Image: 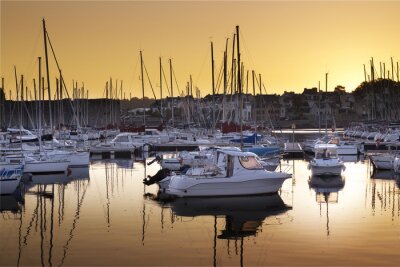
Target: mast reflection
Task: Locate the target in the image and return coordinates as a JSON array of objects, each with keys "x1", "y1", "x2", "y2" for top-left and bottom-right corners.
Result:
[
  {"x1": 308, "y1": 175, "x2": 345, "y2": 236},
  {"x1": 153, "y1": 193, "x2": 291, "y2": 266}
]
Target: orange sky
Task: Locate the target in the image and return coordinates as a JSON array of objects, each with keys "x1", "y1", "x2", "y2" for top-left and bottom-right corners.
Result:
[{"x1": 2, "y1": 1, "x2": 400, "y2": 99}]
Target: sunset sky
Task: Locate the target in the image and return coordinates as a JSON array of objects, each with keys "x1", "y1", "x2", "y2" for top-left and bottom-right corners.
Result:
[{"x1": 2, "y1": 1, "x2": 400, "y2": 99}]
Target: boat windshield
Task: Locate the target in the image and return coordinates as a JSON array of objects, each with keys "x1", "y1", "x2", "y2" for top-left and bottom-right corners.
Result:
[
  {"x1": 315, "y1": 148, "x2": 338, "y2": 159},
  {"x1": 239, "y1": 156, "x2": 263, "y2": 170}
]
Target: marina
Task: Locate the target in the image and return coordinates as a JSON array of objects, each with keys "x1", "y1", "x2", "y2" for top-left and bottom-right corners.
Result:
[
  {"x1": 2, "y1": 1, "x2": 400, "y2": 265},
  {"x1": 1, "y1": 152, "x2": 400, "y2": 265}
]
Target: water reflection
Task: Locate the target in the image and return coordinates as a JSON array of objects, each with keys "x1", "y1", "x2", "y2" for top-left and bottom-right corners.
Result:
[
  {"x1": 0, "y1": 189, "x2": 24, "y2": 214},
  {"x1": 149, "y1": 193, "x2": 291, "y2": 266},
  {"x1": 368, "y1": 169, "x2": 400, "y2": 218},
  {"x1": 0, "y1": 166, "x2": 91, "y2": 267},
  {"x1": 2, "y1": 158, "x2": 400, "y2": 266},
  {"x1": 308, "y1": 175, "x2": 345, "y2": 236}
]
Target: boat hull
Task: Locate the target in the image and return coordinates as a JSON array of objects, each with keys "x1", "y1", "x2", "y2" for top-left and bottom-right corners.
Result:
[
  {"x1": 49, "y1": 151, "x2": 90, "y2": 168},
  {"x1": 309, "y1": 164, "x2": 344, "y2": 176},
  {"x1": 25, "y1": 160, "x2": 69, "y2": 174},
  {"x1": 370, "y1": 155, "x2": 394, "y2": 170},
  {"x1": 166, "y1": 174, "x2": 290, "y2": 197},
  {"x1": 0, "y1": 175, "x2": 21, "y2": 195}
]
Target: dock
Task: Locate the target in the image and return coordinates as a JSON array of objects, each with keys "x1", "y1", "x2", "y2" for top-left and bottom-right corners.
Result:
[
  {"x1": 89, "y1": 146, "x2": 136, "y2": 159},
  {"x1": 283, "y1": 142, "x2": 304, "y2": 158},
  {"x1": 151, "y1": 144, "x2": 200, "y2": 152}
]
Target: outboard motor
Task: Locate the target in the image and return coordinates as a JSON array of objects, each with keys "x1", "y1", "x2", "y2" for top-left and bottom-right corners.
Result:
[{"x1": 143, "y1": 168, "x2": 171, "y2": 186}]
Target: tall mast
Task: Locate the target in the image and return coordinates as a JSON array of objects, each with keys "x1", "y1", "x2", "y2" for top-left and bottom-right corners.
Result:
[
  {"x1": 159, "y1": 57, "x2": 163, "y2": 121},
  {"x1": 223, "y1": 38, "x2": 228, "y2": 123},
  {"x1": 252, "y1": 70, "x2": 256, "y2": 126},
  {"x1": 325, "y1": 73, "x2": 328, "y2": 136},
  {"x1": 211, "y1": 41, "x2": 215, "y2": 133},
  {"x1": 318, "y1": 81, "x2": 321, "y2": 136},
  {"x1": 0, "y1": 78, "x2": 4, "y2": 129},
  {"x1": 169, "y1": 58, "x2": 174, "y2": 128},
  {"x1": 20, "y1": 75, "x2": 24, "y2": 129},
  {"x1": 140, "y1": 51, "x2": 146, "y2": 126},
  {"x1": 236, "y1": 25, "x2": 243, "y2": 149},
  {"x1": 42, "y1": 19, "x2": 53, "y2": 130}
]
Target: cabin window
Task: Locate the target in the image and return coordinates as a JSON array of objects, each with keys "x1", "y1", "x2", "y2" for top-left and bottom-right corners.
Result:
[
  {"x1": 315, "y1": 148, "x2": 337, "y2": 159},
  {"x1": 115, "y1": 135, "x2": 129, "y2": 142},
  {"x1": 226, "y1": 155, "x2": 234, "y2": 177},
  {"x1": 239, "y1": 156, "x2": 263, "y2": 170}
]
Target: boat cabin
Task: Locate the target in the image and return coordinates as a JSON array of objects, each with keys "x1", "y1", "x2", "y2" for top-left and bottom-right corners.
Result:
[
  {"x1": 314, "y1": 144, "x2": 339, "y2": 159},
  {"x1": 214, "y1": 150, "x2": 264, "y2": 177}
]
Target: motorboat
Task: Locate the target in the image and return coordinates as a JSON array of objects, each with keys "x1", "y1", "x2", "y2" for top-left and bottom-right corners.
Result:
[
  {"x1": 328, "y1": 137, "x2": 359, "y2": 155},
  {"x1": 0, "y1": 165, "x2": 24, "y2": 195},
  {"x1": 308, "y1": 144, "x2": 345, "y2": 176},
  {"x1": 7, "y1": 128, "x2": 38, "y2": 143},
  {"x1": 165, "y1": 149, "x2": 291, "y2": 197},
  {"x1": 370, "y1": 153, "x2": 395, "y2": 170}
]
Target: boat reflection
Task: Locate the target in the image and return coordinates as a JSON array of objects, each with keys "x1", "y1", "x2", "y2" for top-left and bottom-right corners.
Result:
[
  {"x1": 308, "y1": 175, "x2": 345, "y2": 236},
  {"x1": 150, "y1": 193, "x2": 291, "y2": 266},
  {"x1": 308, "y1": 175, "x2": 345, "y2": 195},
  {"x1": 69, "y1": 167, "x2": 90, "y2": 180},
  {"x1": 370, "y1": 169, "x2": 396, "y2": 180},
  {"x1": 168, "y1": 194, "x2": 290, "y2": 233},
  {"x1": 339, "y1": 155, "x2": 363, "y2": 163},
  {"x1": 91, "y1": 159, "x2": 134, "y2": 169},
  {"x1": 0, "y1": 189, "x2": 24, "y2": 214}
]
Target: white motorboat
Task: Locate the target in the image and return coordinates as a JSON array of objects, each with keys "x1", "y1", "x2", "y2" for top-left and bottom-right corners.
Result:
[
  {"x1": 308, "y1": 144, "x2": 345, "y2": 176},
  {"x1": 328, "y1": 137, "x2": 359, "y2": 155},
  {"x1": 165, "y1": 149, "x2": 291, "y2": 197},
  {"x1": 7, "y1": 128, "x2": 38, "y2": 143},
  {"x1": 0, "y1": 166, "x2": 23, "y2": 195},
  {"x1": 370, "y1": 153, "x2": 395, "y2": 170}
]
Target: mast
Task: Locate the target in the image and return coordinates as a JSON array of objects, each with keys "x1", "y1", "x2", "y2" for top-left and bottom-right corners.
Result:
[
  {"x1": 169, "y1": 58, "x2": 174, "y2": 128},
  {"x1": 211, "y1": 41, "x2": 215, "y2": 134},
  {"x1": 0, "y1": 78, "x2": 4, "y2": 129},
  {"x1": 325, "y1": 73, "x2": 328, "y2": 136},
  {"x1": 159, "y1": 57, "x2": 163, "y2": 121},
  {"x1": 140, "y1": 51, "x2": 146, "y2": 126},
  {"x1": 223, "y1": 38, "x2": 228, "y2": 123},
  {"x1": 252, "y1": 70, "x2": 256, "y2": 127},
  {"x1": 236, "y1": 25, "x2": 243, "y2": 149},
  {"x1": 318, "y1": 81, "x2": 321, "y2": 136},
  {"x1": 43, "y1": 19, "x2": 53, "y2": 130},
  {"x1": 14, "y1": 66, "x2": 19, "y2": 127}
]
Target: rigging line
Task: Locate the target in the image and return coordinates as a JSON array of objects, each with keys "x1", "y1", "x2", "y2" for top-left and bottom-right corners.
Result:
[
  {"x1": 142, "y1": 62, "x2": 157, "y2": 100},
  {"x1": 46, "y1": 32, "x2": 80, "y2": 128},
  {"x1": 129, "y1": 55, "x2": 140, "y2": 97},
  {"x1": 194, "y1": 44, "x2": 211, "y2": 83},
  {"x1": 171, "y1": 64, "x2": 181, "y2": 96},
  {"x1": 215, "y1": 58, "x2": 225, "y2": 95},
  {"x1": 143, "y1": 62, "x2": 165, "y2": 123},
  {"x1": 161, "y1": 65, "x2": 171, "y2": 97},
  {"x1": 22, "y1": 28, "x2": 42, "y2": 78},
  {"x1": 240, "y1": 30, "x2": 257, "y2": 72}
]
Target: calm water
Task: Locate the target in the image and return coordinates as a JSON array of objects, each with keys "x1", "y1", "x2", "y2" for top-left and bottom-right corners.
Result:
[{"x1": 1, "y1": 154, "x2": 400, "y2": 266}]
